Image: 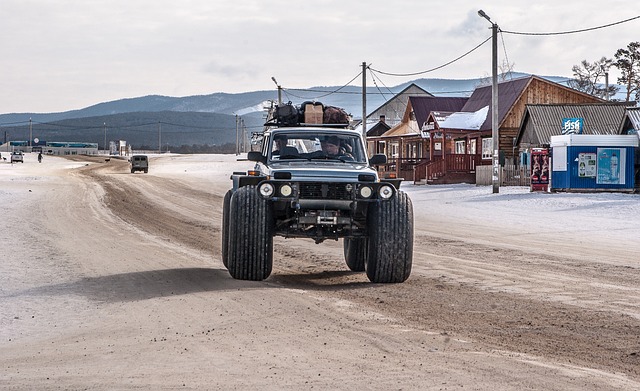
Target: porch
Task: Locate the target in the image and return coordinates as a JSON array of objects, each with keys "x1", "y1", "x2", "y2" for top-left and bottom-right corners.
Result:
[{"x1": 375, "y1": 154, "x2": 484, "y2": 185}]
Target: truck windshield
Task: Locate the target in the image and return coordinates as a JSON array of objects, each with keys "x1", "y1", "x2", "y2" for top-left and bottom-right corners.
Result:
[{"x1": 269, "y1": 133, "x2": 366, "y2": 163}]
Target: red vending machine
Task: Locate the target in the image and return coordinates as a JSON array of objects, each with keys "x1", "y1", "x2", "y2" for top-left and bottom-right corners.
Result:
[{"x1": 530, "y1": 148, "x2": 550, "y2": 192}]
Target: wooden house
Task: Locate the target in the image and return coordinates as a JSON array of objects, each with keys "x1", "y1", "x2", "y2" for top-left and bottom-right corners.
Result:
[
  {"x1": 373, "y1": 75, "x2": 604, "y2": 184},
  {"x1": 367, "y1": 96, "x2": 468, "y2": 181},
  {"x1": 363, "y1": 83, "x2": 433, "y2": 132}
]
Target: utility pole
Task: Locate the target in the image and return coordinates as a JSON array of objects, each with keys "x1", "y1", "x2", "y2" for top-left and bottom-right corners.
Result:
[
  {"x1": 158, "y1": 122, "x2": 162, "y2": 153},
  {"x1": 272, "y1": 77, "x2": 282, "y2": 105},
  {"x1": 478, "y1": 10, "x2": 500, "y2": 194},
  {"x1": 604, "y1": 68, "x2": 610, "y2": 101},
  {"x1": 103, "y1": 122, "x2": 107, "y2": 155},
  {"x1": 362, "y1": 62, "x2": 367, "y2": 141},
  {"x1": 29, "y1": 118, "x2": 32, "y2": 148},
  {"x1": 235, "y1": 114, "x2": 239, "y2": 155},
  {"x1": 242, "y1": 118, "x2": 247, "y2": 153}
]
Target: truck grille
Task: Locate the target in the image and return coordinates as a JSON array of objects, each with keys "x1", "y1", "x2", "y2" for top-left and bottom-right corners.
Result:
[{"x1": 298, "y1": 183, "x2": 352, "y2": 200}]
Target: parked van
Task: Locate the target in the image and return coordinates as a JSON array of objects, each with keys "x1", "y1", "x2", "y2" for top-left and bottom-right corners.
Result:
[{"x1": 129, "y1": 155, "x2": 149, "y2": 173}]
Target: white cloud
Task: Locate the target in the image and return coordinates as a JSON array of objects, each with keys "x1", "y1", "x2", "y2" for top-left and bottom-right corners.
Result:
[{"x1": 1, "y1": 0, "x2": 638, "y2": 113}]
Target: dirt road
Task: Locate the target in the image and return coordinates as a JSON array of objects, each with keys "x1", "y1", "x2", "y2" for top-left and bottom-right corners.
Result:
[{"x1": 1, "y1": 154, "x2": 638, "y2": 390}]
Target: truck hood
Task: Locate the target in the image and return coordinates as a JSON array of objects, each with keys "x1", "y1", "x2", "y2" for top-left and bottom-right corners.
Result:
[{"x1": 268, "y1": 161, "x2": 379, "y2": 182}]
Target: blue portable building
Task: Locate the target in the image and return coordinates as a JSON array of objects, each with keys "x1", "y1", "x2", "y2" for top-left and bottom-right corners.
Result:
[{"x1": 550, "y1": 134, "x2": 638, "y2": 192}]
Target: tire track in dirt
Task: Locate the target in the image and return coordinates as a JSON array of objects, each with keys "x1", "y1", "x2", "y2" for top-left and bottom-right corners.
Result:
[
  {"x1": 69, "y1": 156, "x2": 640, "y2": 381},
  {"x1": 270, "y1": 243, "x2": 640, "y2": 380},
  {"x1": 73, "y1": 157, "x2": 220, "y2": 257}
]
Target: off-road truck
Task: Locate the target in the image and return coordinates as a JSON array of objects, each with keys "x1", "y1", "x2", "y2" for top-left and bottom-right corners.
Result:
[
  {"x1": 221, "y1": 103, "x2": 413, "y2": 283},
  {"x1": 129, "y1": 155, "x2": 149, "y2": 173}
]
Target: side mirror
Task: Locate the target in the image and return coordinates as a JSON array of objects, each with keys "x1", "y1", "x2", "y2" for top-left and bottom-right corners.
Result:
[
  {"x1": 247, "y1": 151, "x2": 266, "y2": 163},
  {"x1": 369, "y1": 154, "x2": 387, "y2": 165}
]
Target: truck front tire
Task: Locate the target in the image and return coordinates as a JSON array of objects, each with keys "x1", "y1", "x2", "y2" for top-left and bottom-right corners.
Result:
[
  {"x1": 366, "y1": 191, "x2": 413, "y2": 283},
  {"x1": 344, "y1": 238, "x2": 366, "y2": 272},
  {"x1": 221, "y1": 189, "x2": 232, "y2": 268},
  {"x1": 227, "y1": 186, "x2": 274, "y2": 281}
]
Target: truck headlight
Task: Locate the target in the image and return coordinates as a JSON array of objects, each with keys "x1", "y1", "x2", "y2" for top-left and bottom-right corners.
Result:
[
  {"x1": 279, "y1": 184, "x2": 292, "y2": 197},
  {"x1": 359, "y1": 185, "x2": 373, "y2": 198},
  {"x1": 259, "y1": 182, "x2": 274, "y2": 198},
  {"x1": 378, "y1": 185, "x2": 393, "y2": 199}
]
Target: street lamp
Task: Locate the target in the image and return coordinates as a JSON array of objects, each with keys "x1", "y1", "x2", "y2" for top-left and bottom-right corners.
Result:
[
  {"x1": 271, "y1": 77, "x2": 282, "y2": 105},
  {"x1": 478, "y1": 9, "x2": 500, "y2": 194}
]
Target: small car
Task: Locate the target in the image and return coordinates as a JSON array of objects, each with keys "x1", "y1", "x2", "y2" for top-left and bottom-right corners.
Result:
[{"x1": 11, "y1": 151, "x2": 24, "y2": 163}]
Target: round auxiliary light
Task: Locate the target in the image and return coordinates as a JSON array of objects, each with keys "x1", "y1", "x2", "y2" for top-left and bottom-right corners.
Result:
[
  {"x1": 280, "y1": 184, "x2": 293, "y2": 197},
  {"x1": 378, "y1": 185, "x2": 393, "y2": 199},
  {"x1": 345, "y1": 184, "x2": 353, "y2": 192},
  {"x1": 259, "y1": 182, "x2": 274, "y2": 197},
  {"x1": 359, "y1": 185, "x2": 373, "y2": 198}
]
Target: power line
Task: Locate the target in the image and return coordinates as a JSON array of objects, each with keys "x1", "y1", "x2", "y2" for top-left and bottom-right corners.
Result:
[
  {"x1": 501, "y1": 15, "x2": 640, "y2": 36},
  {"x1": 281, "y1": 71, "x2": 363, "y2": 101},
  {"x1": 370, "y1": 36, "x2": 492, "y2": 77}
]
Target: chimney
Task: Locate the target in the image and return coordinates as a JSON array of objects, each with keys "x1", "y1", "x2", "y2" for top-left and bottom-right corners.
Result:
[{"x1": 379, "y1": 115, "x2": 386, "y2": 124}]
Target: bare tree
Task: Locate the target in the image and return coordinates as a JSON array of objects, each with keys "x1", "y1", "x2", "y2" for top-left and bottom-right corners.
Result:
[
  {"x1": 568, "y1": 57, "x2": 619, "y2": 99},
  {"x1": 613, "y1": 41, "x2": 640, "y2": 102},
  {"x1": 476, "y1": 59, "x2": 517, "y2": 87}
]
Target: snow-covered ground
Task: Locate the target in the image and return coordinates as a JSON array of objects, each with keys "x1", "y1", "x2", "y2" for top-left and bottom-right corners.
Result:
[{"x1": 4, "y1": 151, "x2": 640, "y2": 241}]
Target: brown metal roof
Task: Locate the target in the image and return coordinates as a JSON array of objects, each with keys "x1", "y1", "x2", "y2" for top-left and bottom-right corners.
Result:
[
  {"x1": 517, "y1": 103, "x2": 634, "y2": 146},
  {"x1": 409, "y1": 96, "x2": 468, "y2": 127},
  {"x1": 462, "y1": 76, "x2": 531, "y2": 131}
]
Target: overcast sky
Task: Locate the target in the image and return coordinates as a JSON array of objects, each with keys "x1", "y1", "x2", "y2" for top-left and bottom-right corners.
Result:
[{"x1": 1, "y1": 1, "x2": 638, "y2": 114}]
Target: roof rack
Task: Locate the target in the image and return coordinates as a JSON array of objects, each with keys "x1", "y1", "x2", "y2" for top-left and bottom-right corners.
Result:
[{"x1": 265, "y1": 101, "x2": 351, "y2": 129}]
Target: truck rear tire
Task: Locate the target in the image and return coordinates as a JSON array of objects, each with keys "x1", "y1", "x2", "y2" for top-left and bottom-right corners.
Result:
[
  {"x1": 366, "y1": 190, "x2": 413, "y2": 283},
  {"x1": 221, "y1": 189, "x2": 232, "y2": 268},
  {"x1": 228, "y1": 186, "x2": 274, "y2": 281},
  {"x1": 343, "y1": 238, "x2": 366, "y2": 272}
]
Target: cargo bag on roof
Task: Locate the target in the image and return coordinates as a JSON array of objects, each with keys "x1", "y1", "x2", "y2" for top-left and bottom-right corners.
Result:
[
  {"x1": 323, "y1": 106, "x2": 350, "y2": 125},
  {"x1": 275, "y1": 102, "x2": 300, "y2": 126}
]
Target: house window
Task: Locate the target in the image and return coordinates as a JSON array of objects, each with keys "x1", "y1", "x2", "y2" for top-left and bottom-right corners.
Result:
[
  {"x1": 481, "y1": 138, "x2": 492, "y2": 160},
  {"x1": 470, "y1": 139, "x2": 477, "y2": 154},
  {"x1": 455, "y1": 140, "x2": 466, "y2": 154},
  {"x1": 389, "y1": 142, "x2": 399, "y2": 158}
]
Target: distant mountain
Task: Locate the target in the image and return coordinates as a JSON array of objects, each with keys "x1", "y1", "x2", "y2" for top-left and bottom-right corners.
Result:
[
  {"x1": 0, "y1": 73, "x2": 623, "y2": 150},
  {"x1": 2, "y1": 111, "x2": 244, "y2": 150},
  {"x1": 0, "y1": 73, "x2": 575, "y2": 123}
]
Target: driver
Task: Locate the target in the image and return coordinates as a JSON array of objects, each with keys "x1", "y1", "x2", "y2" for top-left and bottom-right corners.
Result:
[{"x1": 320, "y1": 136, "x2": 341, "y2": 156}]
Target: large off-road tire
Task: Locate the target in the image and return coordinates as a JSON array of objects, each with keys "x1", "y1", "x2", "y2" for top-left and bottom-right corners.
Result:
[
  {"x1": 228, "y1": 186, "x2": 274, "y2": 281},
  {"x1": 221, "y1": 189, "x2": 232, "y2": 269},
  {"x1": 343, "y1": 238, "x2": 366, "y2": 272},
  {"x1": 366, "y1": 191, "x2": 413, "y2": 283}
]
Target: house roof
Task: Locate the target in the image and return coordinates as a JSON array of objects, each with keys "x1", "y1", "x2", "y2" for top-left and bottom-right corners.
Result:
[
  {"x1": 463, "y1": 75, "x2": 601, "y2": 132},
  {"x1": 439, "y1": 106, "x2": 489, "y2": 130},
  {"x1": 366, "y1": 83, "x2": 433, "y2": 117},
  {"x1": 409, "y1": 96, "x2": 468, "y2": 127},
  {"x1": 462, "y1": 76, "x2": 531, "y2": 131},
  {"x1": 366, "y1": 120, "x2": 391, "y2": 137},
  {"x1": 372, "y1": 96, "x2": 470, "y2": 138},
  {"x1": 355, "y1": 83, "x2": 433, "y2": 134},
  {"x1": 517, "y1": 103, "x2": 634, "y2": 146},
  {"x1": 620, "y1": 106, "x2": 640, "y2": 133}
]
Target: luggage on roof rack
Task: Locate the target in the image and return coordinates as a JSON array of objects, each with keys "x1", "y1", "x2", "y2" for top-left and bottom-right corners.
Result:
[
  {"x1": 274, "y1": 102, "x2": 300, "y2": 126},
  {"x1": 265, "y1": 101, "x2": 351, "y2": 128},
  {"x1": 301, "y1": 101, "x2": 324, "y2": 124}
]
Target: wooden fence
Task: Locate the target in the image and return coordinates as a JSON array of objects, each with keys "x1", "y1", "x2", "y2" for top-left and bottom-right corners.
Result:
[{"x1": 476, "y1": 165, "x2": 531, "y2": 186}]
